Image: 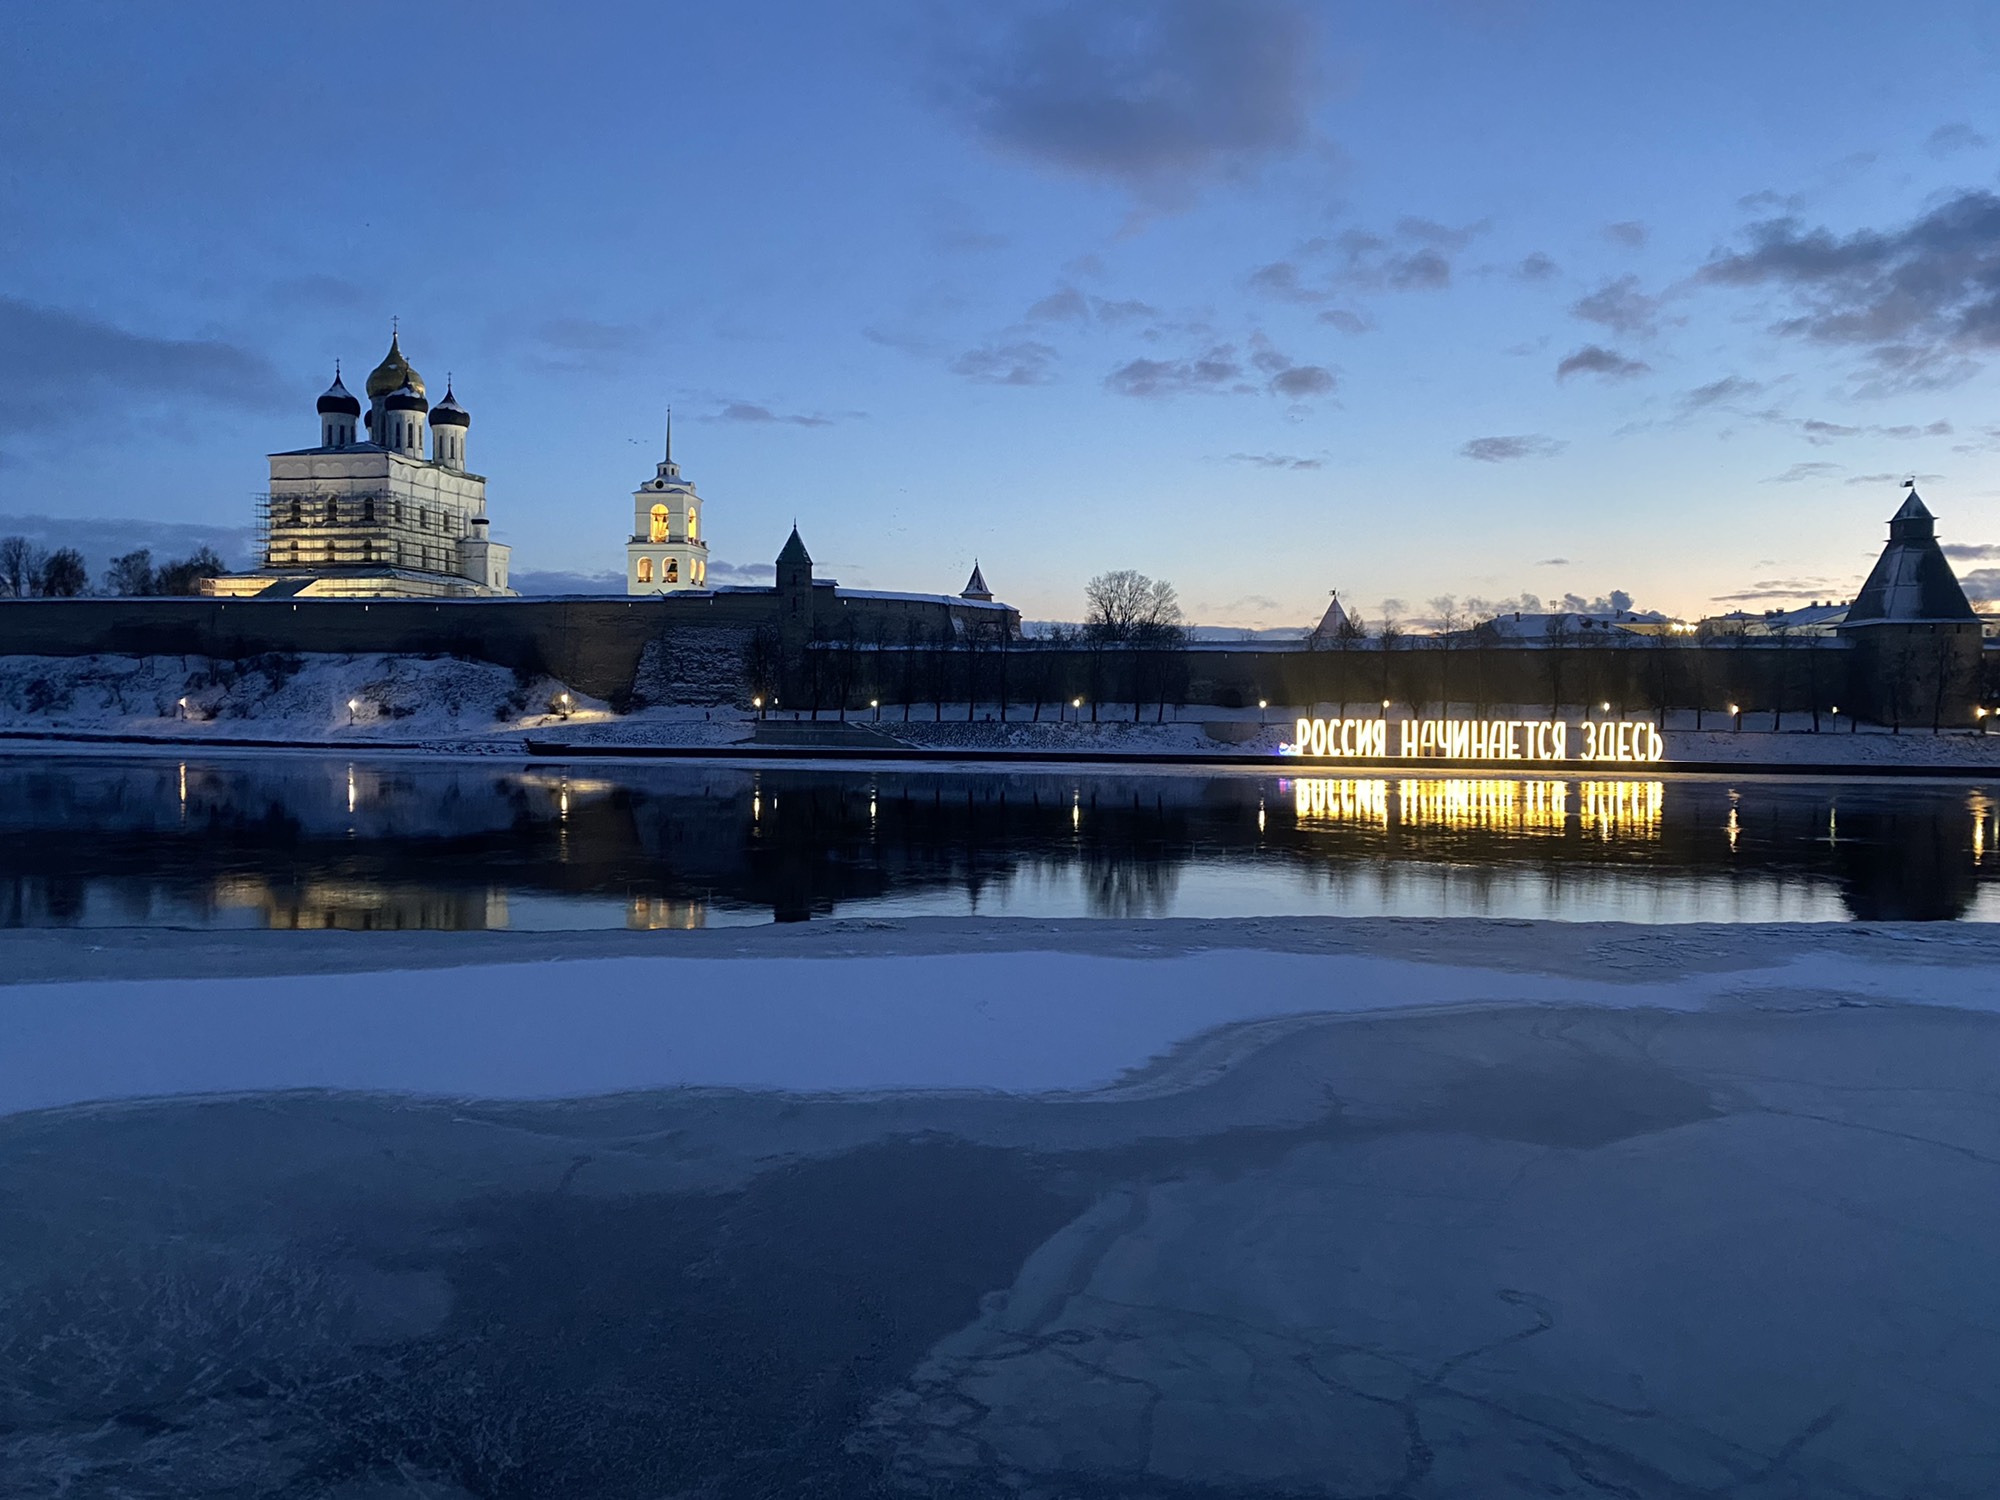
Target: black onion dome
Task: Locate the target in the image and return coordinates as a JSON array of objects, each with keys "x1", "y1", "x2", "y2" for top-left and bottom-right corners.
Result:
[
  {"x1": 383, "y1": 380, "x2": 429, "y2": 413},
  {"x1": 429, "y1": 380, "x2": 469, "y2": 427},
  {"x1": 317, "y1": 371, "x2": 361, "y2": 416}
]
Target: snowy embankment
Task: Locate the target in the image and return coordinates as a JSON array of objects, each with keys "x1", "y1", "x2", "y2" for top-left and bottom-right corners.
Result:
[
  {"x1": 2, "y1": 652, "x2": 1998, "y2": 766},
  {"x1": 3, "y1": 915, "x2": 1998, "y2": 1117},
  {"x1": 0, "y1": 651, "x2": 602, "y2": 745}
]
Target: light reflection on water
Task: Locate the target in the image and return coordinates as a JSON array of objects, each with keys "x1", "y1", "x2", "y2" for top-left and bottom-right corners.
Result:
[{"x1": 3, "y1": 755, "x2": 1997, "y2": 929}]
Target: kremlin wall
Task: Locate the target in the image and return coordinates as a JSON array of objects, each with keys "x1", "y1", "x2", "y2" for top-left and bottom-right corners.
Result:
[{"x1": 0, "y1": 334, "x2": 1991, "y2": 729}]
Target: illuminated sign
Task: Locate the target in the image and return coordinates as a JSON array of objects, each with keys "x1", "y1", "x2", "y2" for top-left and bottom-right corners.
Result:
[{"x1": 1284, "y1": 717, "x2": 1664, "y2": 764}]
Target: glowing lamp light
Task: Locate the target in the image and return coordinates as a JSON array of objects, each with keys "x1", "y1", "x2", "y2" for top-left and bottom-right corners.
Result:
[
  {"x1": 1258, "y1": 699, "x2": 1268, "y2": 709},
  {"x1": 1381, "y1": 699, "x2": 1391, "y2": 710},
  {"x1": 1073, "y1": 698, "x2": 1082, "y2": 708},
  {"x1": 347, "y1": 699, "x2": 359, "y2": 713},
  {"x1": 1600, "y1": 701, "x2": 1611, "y2": 712},
  {"x1": 1729, "y1": 703, "x2": 1740, "y2": 715}
]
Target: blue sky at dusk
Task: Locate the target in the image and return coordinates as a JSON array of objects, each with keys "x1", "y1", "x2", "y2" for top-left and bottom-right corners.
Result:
[{"x1": 3, "y1": 0, "x2": 1999, "y2": 627}]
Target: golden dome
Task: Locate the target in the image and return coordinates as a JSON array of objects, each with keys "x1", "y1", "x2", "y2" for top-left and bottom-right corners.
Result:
[{"x1": 364, "y1": 332, "x2": 425, "y2": 400}]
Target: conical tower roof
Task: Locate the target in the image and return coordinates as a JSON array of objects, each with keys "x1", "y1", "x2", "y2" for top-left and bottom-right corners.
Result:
[
  {"x1": 1308, "y1": 591, "x2": 1350, "y2": 641},
  {"x1": 777, "y1": 526, "x2": 812, "y2": 566},
  {"x1": 961, "y1": 561, "x2": 992, "y2": 601},
  {"x1": 1845, "y1": 487, "x2": 1976, "y2": 626}
]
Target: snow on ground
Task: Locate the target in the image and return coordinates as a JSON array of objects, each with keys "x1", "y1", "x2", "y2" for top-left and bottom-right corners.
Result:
[
  {"x1": 6, "y1": 919, "x2": 1998, "y2": 1117},
  {"x1": 0, "y1": 651, "x2": 605, "y2": 743},
  {"x1": 2, "y1": 652, "x2": 1998, "y2": 766}
]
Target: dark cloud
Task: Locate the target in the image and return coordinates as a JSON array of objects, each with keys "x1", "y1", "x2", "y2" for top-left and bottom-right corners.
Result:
[
  {"x1": 938, "y1": 0, "x2": 1322, "y2": 198},
  {"x1": 511, "y1": 568, "x2": 627, "y2": 596},
  {"x1": 0, "y1": 298, "x2": 280, "y2": 450},
  {"x1": 952, "y1": 341, "x2": 1060, "y2": 385},
  {"x1": 0, "y1": 512, "x2": 257, "y2": 577},
  {"x1": 1762, "y1": 461, "x2": 1843, "y2": 483},
  {"x1": 1710, "y1": 578, "x2": 1848, "y2": 603},
  {"x1": 1793, "y1": 415, "x2": 1951, "y2": 445},
  {"x1": 1959, "y1": 568, "x2": 2000, "y2": 604},
  {"x1": 1555, "y1": 344, "x2": 1650, "y2": 381},
  {"x1": 1459, "y1": 434, "x2": 1566, "y2": 463},
  {"x1": 1253, "y1": 219, "x2": 1484, "y2": 304},
  {"x1": 1104, "y1": 346, "x2": 1244, "y2": 397},
  {"x1": 1849, "y1": 471, "x2": 1941, "y2": 487},
  {"x1": 1603, "y1": 221, "x2": 1648, "y2": 248},
  {"x1": 1092, "y1": 295, "x2": 1160, "y2": 323},
  {"x1": 1925, "y1": 123, "x2": 1990, "y2": 158},
  {"x1": 1225, "y1": 451, "x2": 1323, "y2": 470},
  {"x1": 1315, "y1": 308, "x2": 1370, "y2": 333},
  {"x1": 1513, "y1": 252, "x2": 1559, "y2": 281},
  {"x1": 1570, "y1": 274, "x2": 1660, "y2": 337},
  {"x1": 1535, "y1": 558, "x2": 1571, "y2": 567},
  {"x1": 1678, "y1": 375, "x2": 1766, "y2": 410},
  {"x1": 1025, "y1": 287, "x2": 1092, "y2": 322},
  {"x1": 716, "y1": 401, "x2": 841, "y2": 427},
  {"x1": 1941, "y1": 541, "x2": 2000, "y2": 561},
  {"x1": 1270, "y1": 364, "x2": 1336, "y2": 397},
  {"x1": 1109, "y1": 335, "x2": 1332, "y2": 400},
  {"x1": 1696, "y1": 188, "x2": 2000, "y2": 385}
]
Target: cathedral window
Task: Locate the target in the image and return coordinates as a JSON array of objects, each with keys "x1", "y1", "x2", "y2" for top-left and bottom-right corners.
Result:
[
  {"x1": 665, "y1": 559, "x2": 679, "y2": 583},
  {"x1": 688, "y1": 510, "x2": 699, "y2": 541},
  {"x1": 637, "y1": 557, "x2": 654, "y2": 584},
  {"x1": 650, "y1": 504, "x2": 669, "y2": 543},
  {"x1": 289, "y1": 499, "x2": 302, "y2": 524},
  {"x1": 326, "y1": 497, "x2": 338, "y2": 523}
]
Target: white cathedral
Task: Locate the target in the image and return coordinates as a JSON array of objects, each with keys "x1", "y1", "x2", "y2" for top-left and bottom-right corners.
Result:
[
  {"x1": 625, "y1": 416, "x2": 708, "y2": 594},
  {"x1": 206, "y1": 331, "x2": 514, "y2": 599}
]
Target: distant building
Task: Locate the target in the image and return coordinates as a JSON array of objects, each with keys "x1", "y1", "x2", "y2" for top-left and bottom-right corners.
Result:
[
  {"x1": 207, "y1": 332, "x2": 514, "y2": 598},
  {"x1": 1305, "y1": 592, "x2": 1351, "y2": 647},
  {"x1": 625, "y1": 416, "x2": 709, "y2": 595},
  {"x1": 1699, "y1": 601, "x2": 1850, "y2": 638}
]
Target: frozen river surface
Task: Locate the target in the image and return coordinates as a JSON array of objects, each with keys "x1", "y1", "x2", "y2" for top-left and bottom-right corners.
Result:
[{"x1": 3, "y1": 919, "x2": 1999, "y2": 1497}]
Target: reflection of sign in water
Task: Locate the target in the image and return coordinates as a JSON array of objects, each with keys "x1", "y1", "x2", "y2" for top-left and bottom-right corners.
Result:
[
  {"x1": 1286, "y1": 717, "x2": 1664, "y2": 764},
  {"x1": 1290, "y1": 778, "x2": 1663, "y2": 838}
]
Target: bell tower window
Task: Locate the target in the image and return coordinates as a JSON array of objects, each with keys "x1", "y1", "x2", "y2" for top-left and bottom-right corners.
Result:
[
  {"x1": 637, "y1": 557, "x2": 654, "y2": 584},
  {"x1": 688, "y1": 510, "x2": 699, "y2": 542},
  {"x1": 665, "y1": 559, "x2": 679, "y2": 583},
  {"x1": 650, "y1": 504, "x2": 669, "y2": 543}
]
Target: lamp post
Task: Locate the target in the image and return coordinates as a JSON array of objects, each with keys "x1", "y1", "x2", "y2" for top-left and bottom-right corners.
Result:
[
  {"x1": 752, "y1": 695, "x2": 764, "y2": 721},
  {"x1": 1072, "y1": 697, "x2": 1082, "y2": 725},
  {"x1": 1980, "y1": 707, "x2": 1990, "y2": 735},
  {"x1": 871, "y1": 698, "x2": 880, "y2": 722},
  {"x1": 1258, "y1": 698, "x2": 1268, "y2": 726},
  {"x1": 1729, "y1": 702, "x2": 1741, "y2": 733},
  {"x1": 558, "y1": 692, "x2": 572, "y2": 721},
  {"x1": 177, "y1": 696, "x2": 188, "y2": 721},
  {"x1": 347, "y1": 698, "x2": 359, "y2": 726}
]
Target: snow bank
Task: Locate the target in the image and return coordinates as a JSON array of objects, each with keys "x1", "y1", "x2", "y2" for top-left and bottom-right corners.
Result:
[
  {"x1": 0, "y1": 652, "x2": 605, "y2": 742},
  {"x1": 5, "y1": 939, "x2": 1997, "y2": 1117}
]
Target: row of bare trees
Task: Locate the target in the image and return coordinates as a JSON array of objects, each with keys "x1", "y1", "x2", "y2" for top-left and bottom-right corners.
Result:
[{"x1": 0, "y1": 538, "x2": 227, "y2": 599}]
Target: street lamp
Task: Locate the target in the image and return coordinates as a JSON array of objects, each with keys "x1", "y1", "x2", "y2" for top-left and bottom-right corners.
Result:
[
  {"x1": 871, "y1": 698, "x2": 880, "y2": 722},
  {"x1": 347, "y1": 698, "x2": 359, "y2": 725},
  {"x1": 558, "y1": 692, "x2": 572, "y2": 720},
  {"x1": 752, "y1": 695, "x2": 764, "y2": 720},
  {"x1": 1072, "y1": 697, "x2": 1082, "y2": 724},
  {"x1": 177, "y1": 696, "x2": 188, "y2": 720},
  {"x1": 1258, "y1": 698, "x2": 1268, "y2": 725},
  {"x1": 1729, "y1": 702, "x2": 1741, "y2": 733}
]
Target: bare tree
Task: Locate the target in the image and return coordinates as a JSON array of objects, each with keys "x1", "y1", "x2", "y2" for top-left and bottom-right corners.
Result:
[
  {"x1": 103, "y1": 548, "x2": 157, "y2": 597},
  {"x1": 0, "y1": 536, "x2": 41, "y2": 598},
  {"x1": 154, "y1": 546, "x2": 227, "y2": 596},
  {"x1": 1084, "y1": 569, "x2": 1183, "y2": 643}
]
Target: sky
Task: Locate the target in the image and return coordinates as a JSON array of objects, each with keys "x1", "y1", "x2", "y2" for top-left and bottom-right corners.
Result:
[{"x1": 2, "y1": 0, "x2": 1999, "y2": 629}]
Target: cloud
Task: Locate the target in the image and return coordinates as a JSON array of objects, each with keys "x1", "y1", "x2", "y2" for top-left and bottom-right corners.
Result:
[
  {"x1": 1536, "y1": 558, "x2": 1571, "y2": 567},
  {"x1": 0, "y1": 512, "x2": 257, "y2": 577},
  {"x1": 1710, "y1": 578, "x2": 1848, "y2": 603},
  {"x1": 511, "y1": 568, "x2": 627, "y2": 596},
  {"x1": 1763, "y1": 461, "x2": 1844, "y2": 483},
  {"x1": 716, "y1": 401, "x2": 841, "y2": 427},
  {"x1": 1960, "y1": 568, "x2": 2000, "y2": 604},
  {"x1": 0, "y1": 298, "x2": 280, "y2": 450},
  {"x1": 1555, "y1": 344, "x2": 1650, "y2": 381},
  {"x1": 531, "y1": 317, "x2": 651, "y2": 368},
  {"x1": 1943, "y1": 542, "x2": 2000, "y2": 561},
  {"x1": 1025, "y1": 287, "x2": 1092, "y2": 322},
  {"x1": 1269, "y1": 363, "x2": 1336, "y2": 397},
  {"x1": 1570, "y1": 275, "x2": 1660, "y2": 337},
  {"x1": 1603, "y1": 221, "x2": 1648, "y2": 248},
  {"x1": 1108, "y1": 335, "x2": 1333, "y2": 400},
  {"x1": 706, "y1": 559, "x2": 777, "y2": 583},
  {"x1": 1459, "y1": 434, "x2": 1566, "y2": 463},
  {"x1": 952, "y1": 341, "x2": 1060, "y2": 385},
  {"x1": 1695, "y1": 188, "x2": 2000, "y2": 384},
  {"x1": 1225, "y1": 451, "x2": 1323, "y2": 469},
  {"x1": 1513, "y1": 252, "x2": 1559, "y2": 281},
  {"x1": 1849, "y1": 471, "x2": 1941, "y2": 487},
  {"x1": 1252, "y1": 219, "x2": 1485, "y2": 306},
  {"x1": 936, "y1": 0, "x2": 1323, "y2": 199},
  {"x1": 1092, "y1": 296, "x2": 1160, "y2": 323},
  {"x1": 1925, "y1": 123, "x2": 1989, "y2": 158},
  {"x1": 1678, "y1": 375, "x2": 1767, "y2": 411},
  {"x1": 1104, "y1": 346, "x2": 1243, "y2": 397}
]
